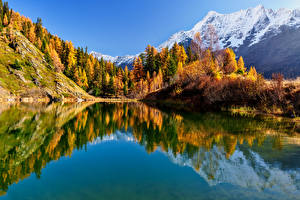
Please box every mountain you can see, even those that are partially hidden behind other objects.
[0,28,92,101]
[90,51,136,69]
[92,5,300,77]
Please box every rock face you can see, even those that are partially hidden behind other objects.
[237,26,300,78]
[0,29,92,101]
[92,5,300,77]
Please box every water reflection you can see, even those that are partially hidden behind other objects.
[0,102,300,198]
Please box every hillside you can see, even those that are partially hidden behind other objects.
[0,28,92,102]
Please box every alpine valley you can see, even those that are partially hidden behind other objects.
[92,5,300,78]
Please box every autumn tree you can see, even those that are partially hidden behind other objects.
[28,24,36,43]
[0,0,3,25]
[223,48,238,74]
[93,62,103,96]
[237,56,246,75]
[3,13,7,26]
[49,43,64,72]
[144,45,158,75]
[35,17,43,39]
[191,32,203,59]
[133,57,144,82]
[158,47,170,81]
[247,66,258,81]
[202,49,216,75]
[64,41,77,77]
[177,45,187,76]
[146,71,151,92]
[86,57,95,83]
[204,24,219,50]
[115,68,124,95]
[153,68,163,90]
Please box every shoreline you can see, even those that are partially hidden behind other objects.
[1,96,298,120]
[142,99,300,120]
[0,96,139,103]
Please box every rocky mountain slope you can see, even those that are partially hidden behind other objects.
[92,5,300,77]
[0,28,92,101]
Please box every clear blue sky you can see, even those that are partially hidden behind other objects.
[6,0,300,56]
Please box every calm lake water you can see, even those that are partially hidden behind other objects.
[1,102,300,200]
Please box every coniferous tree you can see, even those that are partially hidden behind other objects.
[123,83,128,95]
[133,57,144,82]
[108,76,115,95]
[0,0,3,26]
[35,17,43,39]
[3,13,7,26]
[223,48,238,74]
[170,42,180,63]
[248,66,258,81]
[144,45,157,76]
[237,56,246,75]
[167,57,177,78]
[3,2,9,18]
[28,24,36,43]
[186,46,193,63]
[41,38,47,53]
[177,45,187,66]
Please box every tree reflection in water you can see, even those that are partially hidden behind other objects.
[0,102,299,197]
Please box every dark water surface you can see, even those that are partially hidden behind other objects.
[0,102,300,200]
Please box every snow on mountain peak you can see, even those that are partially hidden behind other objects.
[90,51,117,62]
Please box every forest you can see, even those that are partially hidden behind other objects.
[0,1,256,96]
[1,1,299,116]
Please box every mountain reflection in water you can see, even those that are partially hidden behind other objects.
[0,102,300,199]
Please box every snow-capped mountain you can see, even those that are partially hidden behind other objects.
[90,51,136,68]
[159,5,300,50]
[92,5,300,77]
[90,52,116,63]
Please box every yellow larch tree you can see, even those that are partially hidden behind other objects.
[3,14,8,26]
[133,57,144,82]
[247,66,258,81]
[223,48,238,74]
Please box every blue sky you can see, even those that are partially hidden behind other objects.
[6,0,300,56]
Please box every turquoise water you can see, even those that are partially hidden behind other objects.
[0,102,300,200]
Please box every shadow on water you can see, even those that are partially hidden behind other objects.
[0,102,300,199]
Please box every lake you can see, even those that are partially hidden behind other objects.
[0,102,300,200]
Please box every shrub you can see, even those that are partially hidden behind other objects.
[10,59,22,70]
[271,73,284,102]
[25,58,32,67]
